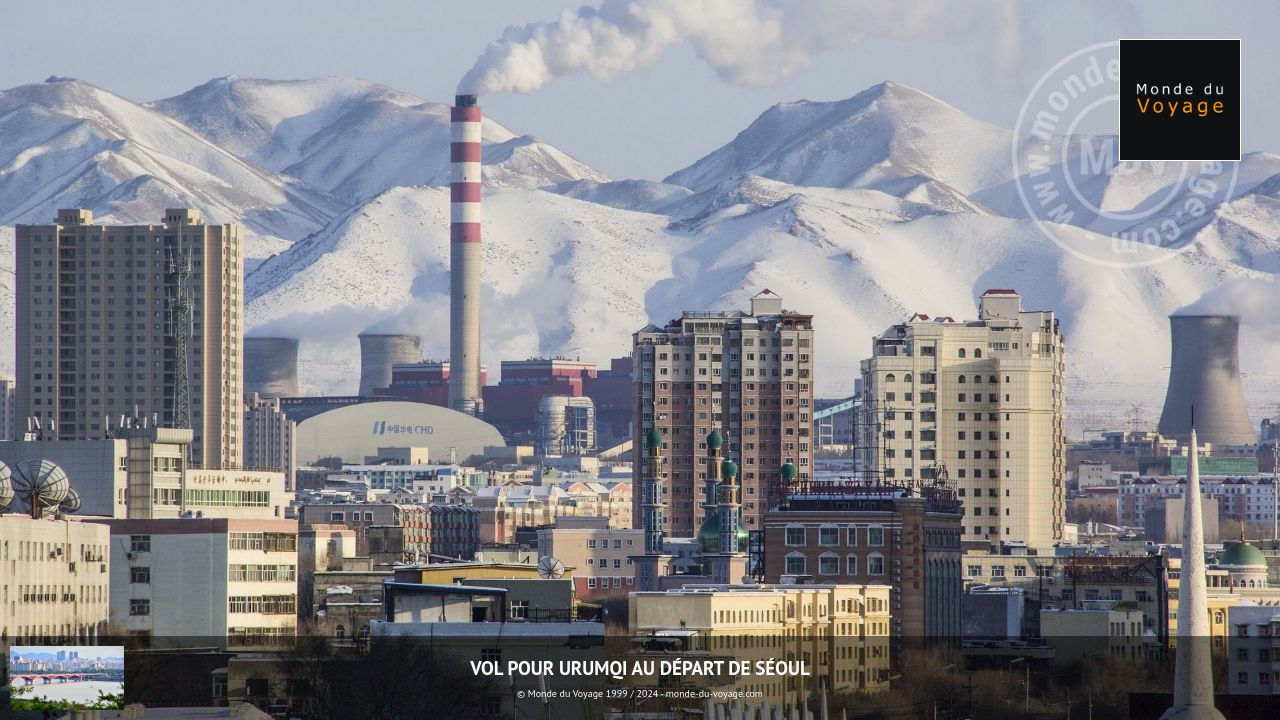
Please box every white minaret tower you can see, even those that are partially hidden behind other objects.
[1159,427,1225,720]
[448,94,484,417]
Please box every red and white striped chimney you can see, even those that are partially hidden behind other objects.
[449,94,483,416]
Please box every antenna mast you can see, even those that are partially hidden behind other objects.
[166,221,194,431]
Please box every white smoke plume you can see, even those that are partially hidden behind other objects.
[1176,277,1280,341]
[459,0,1020,95]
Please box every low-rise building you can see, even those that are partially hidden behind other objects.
[630,583,893,708]
[297,502,478,560]
[537,527,642,598]
[1040,603,1151,665]
[87,518,298,648]
[1228,605,1280,695]
[0,515,110,643]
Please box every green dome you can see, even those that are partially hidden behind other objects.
[781,459,798,481]
[646,427,664,449]
[707,429,724,450]
[1218,541,1266,568]
[697,512,749,554]
[721,459,739,479]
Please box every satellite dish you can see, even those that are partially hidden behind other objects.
[538,556,566,579]
[58,487,82,514]
[0,461,13,512]
[11,459,70,518]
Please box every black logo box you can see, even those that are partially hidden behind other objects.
[1119,39,1240,162]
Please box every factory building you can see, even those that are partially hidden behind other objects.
[860,289,1066,550]
[631,290,815,535]
[0,515,111,644]
[14,209,243,469]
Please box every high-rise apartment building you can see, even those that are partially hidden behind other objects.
[859,289,1065,549]
[0,375,15,440]
[244,392,295,487]
[632,290,815,534]
[15,209,243,468]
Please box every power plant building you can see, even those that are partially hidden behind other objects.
[358,333,421,397]
[631,290,816,534]
[1157,315,1257,449]
[244,337,300,398]
[293,400,504,466]
[14,209,243,468]
[860,289,1066,550]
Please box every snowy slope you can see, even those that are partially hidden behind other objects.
[0,77,343,259]
[150,77,608,203]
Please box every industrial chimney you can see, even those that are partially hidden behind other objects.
[1157,315,1257,448]
[358,334,421,396]
[244,337,300,398]
[449,94,484,417]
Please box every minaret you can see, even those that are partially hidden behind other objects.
[703,429,724,525]
[631,427,671,591]
[717,458,743,554]
[1159,427,1225,720]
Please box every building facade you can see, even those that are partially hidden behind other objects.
[15,209,243,468]
[244,393,295,488]
[537,527,642,598]
[1228,605,1280,695]
[0,515,110,643]
[761,490,964,639]
[0,375,15,441]
[298,502,479,561]
[859,289,1066,549]
[88,518,298,648]
[632,290,815,535]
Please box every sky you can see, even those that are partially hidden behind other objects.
[0,1,1277,180]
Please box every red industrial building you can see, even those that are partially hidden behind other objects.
[374,357,633,445]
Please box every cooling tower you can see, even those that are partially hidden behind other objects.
[1157,315,1257,448]
[244,337,300,398]
[358,334,421,396]
[448,94,484,417]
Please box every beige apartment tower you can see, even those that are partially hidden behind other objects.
[15,209,243,468]
[859,289,1066,549]
[632,290,815,534]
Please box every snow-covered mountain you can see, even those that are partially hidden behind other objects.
[0,77,344,259]
[149,76,608,204]
[2,75,1279,434]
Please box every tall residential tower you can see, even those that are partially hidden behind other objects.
[859,289,1065,549]
[632,290,815,534]
[15,209,243,468]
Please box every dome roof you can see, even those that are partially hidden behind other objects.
[781,459,798,481]
[721,459,738,479]
[646,427,664,449]
[1218,540,1266,568]
[707,429,724,450]
[697,512,749,554]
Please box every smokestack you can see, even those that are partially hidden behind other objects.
[1157,315,1257,448]
[449,94,484,416]
[358,333,421,396]
[244,337,300,398]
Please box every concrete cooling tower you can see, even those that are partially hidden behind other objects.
[1157,315,1257,448]
[358,334,421,396]
[244,337,300,397]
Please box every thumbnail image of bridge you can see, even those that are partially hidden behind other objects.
[10,671,120,685]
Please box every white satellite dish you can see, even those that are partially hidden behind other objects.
[538,556,566,579]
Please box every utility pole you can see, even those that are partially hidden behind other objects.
[1025,663,1031,715]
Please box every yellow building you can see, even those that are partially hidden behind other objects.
[630,583,892,710]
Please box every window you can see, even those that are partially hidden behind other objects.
[819,553,839,576]
[846,527,858,546]
[785,526,806,546]
[818,525,839,546]
[867,553,885,576]
[1014,566,1026,577]
[587,578,597,589]
[130,566,151,584]
[968,565,982,577]
[846,554,858,575]
[510,600,529,619]
[130,598,151,616]
[867,526,884,546]
[130,535,151,552]
[1237,624,1250,638]
[784,552,806,575]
